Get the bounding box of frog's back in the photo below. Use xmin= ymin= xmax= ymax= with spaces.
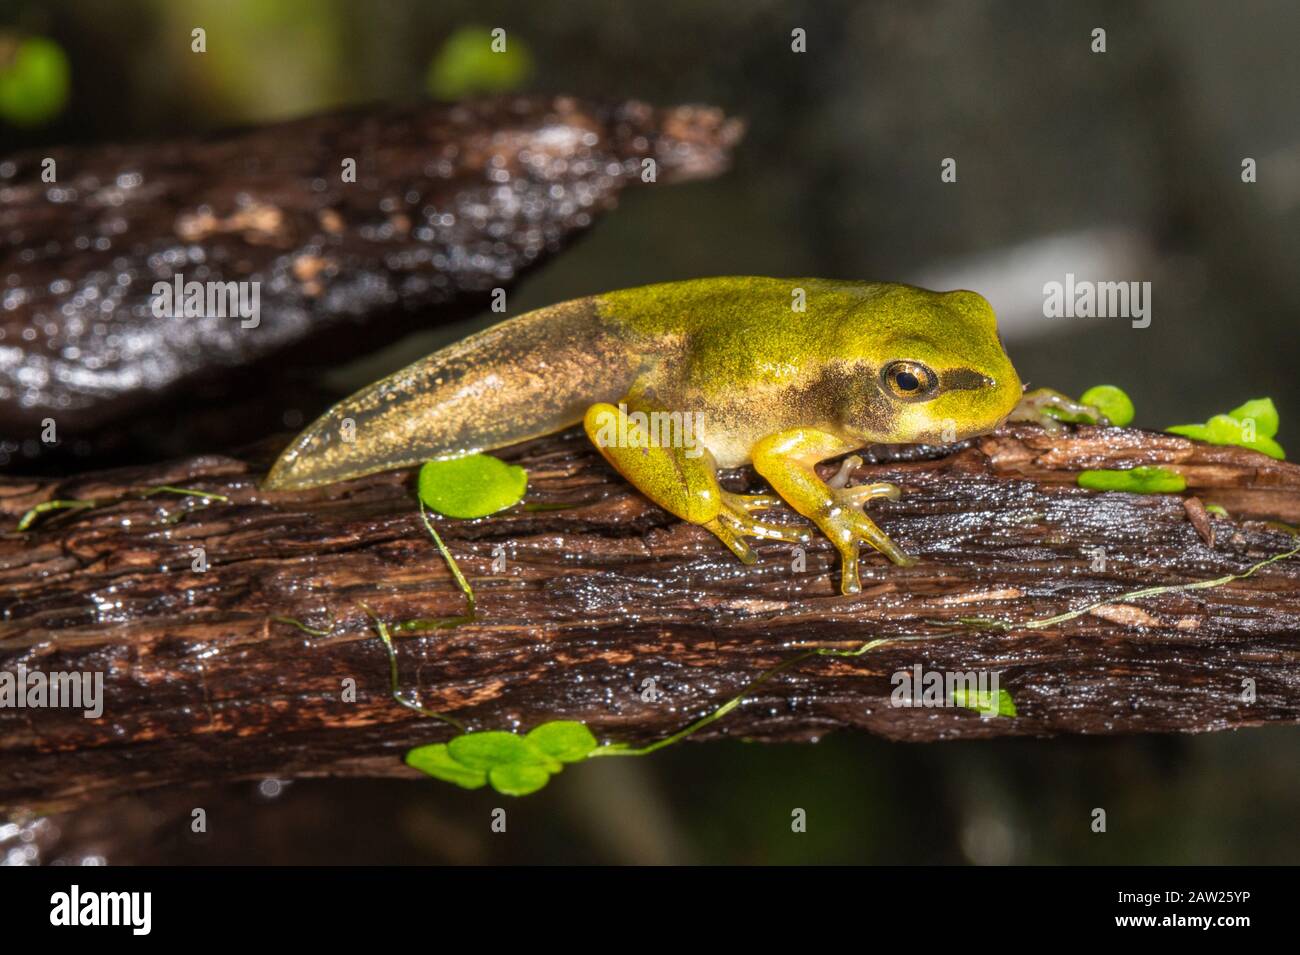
xmin=600 ymin=277 xmax=894 ymax=405
xmin=598 ymin=276 xmax=885 ymax=337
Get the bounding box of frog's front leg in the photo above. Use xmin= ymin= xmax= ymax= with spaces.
xmin=583 ymin=402 xmax=811 ymax=563
xmin=1009 ymin=387 xmax=1109 ymax=431
xmin=751 ymin=429 xmax=916 ymax=594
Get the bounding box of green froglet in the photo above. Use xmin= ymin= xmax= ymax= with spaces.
xmin=265 ymin=277 xmax=1027 ymax=593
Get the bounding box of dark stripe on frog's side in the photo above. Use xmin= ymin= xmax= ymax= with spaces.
xmin=940 ymin=368 xmax=995 ymax=392
xmin=782 ymin=360 xmax=902 ymax=445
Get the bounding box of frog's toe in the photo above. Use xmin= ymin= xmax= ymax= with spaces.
xmin=720 ymin=490 xmax=784 ymax=513
xmin=704 ymin=494 xmax=812 ymax=562
xmin=841 ymin=480 xmax=902 ymax=506
xmin=705 ymin=517 xmax=758 ymax=564
xmin=718 ymin=506 xmax=811 ymax=544
xmin=826 ymin=455 xmax=864 ymax=490
xmin=820 ymin=487 xmax=915 ymax=593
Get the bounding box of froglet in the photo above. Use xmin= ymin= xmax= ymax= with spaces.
xmin=265 ymin=277 xmax=1026 ymax=593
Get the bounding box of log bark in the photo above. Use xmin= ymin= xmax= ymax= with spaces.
xmin=0 ymin=96 xmax=742 ymax=467
xmin=2 ymin=423 xmax=1299 ymax=811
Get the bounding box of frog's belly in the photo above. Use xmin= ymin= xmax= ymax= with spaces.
xmin=696 ymin=415 xmax=793 ymax=468
xmin=682 ymin=389 xmax=847 ymax=468
xmin=697 ymin=416 xmax=871 ymax=469
xmin=705 ymin=433 xmax=754 ymax=469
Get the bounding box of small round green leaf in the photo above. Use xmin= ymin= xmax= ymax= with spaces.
xmin=405 ymin=743 xmax=487 ymax=789
xmin=525 ymin=721 xmax=598 ymax=763
xmin=1077 ymin=466 xmax=1186 ymax=494
xmin=488 ymin=763 xmax=552 ymax=797
xmin=448 ymin=731 xmax=560 ymax=771
xmin=0 ymin=37 xmax=71 ymax=127
xmin=1079 ymin=385 xmax=1134 ymax=427
xmin=418 ymin=455 xmax=527 ymax=519
xmin=427 ymin=25 xmax=533 ymax=100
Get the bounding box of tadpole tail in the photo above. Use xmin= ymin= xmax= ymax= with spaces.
xmin=263 ymin=296 xmax=644 ymax=490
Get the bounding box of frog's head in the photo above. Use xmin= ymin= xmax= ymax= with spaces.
xmin=845 ymin=286 xmax=1022 ymax=444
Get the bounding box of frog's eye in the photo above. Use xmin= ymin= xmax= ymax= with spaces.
xmin=881 ymin=360 xmax=938 ymax=401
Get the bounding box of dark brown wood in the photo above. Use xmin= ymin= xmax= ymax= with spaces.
xmin=2 ymin=423 xmax=1299 ymax=811
xmin=0 ymin=96 xmax=743 ymax=467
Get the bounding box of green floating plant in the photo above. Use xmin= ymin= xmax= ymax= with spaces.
xmin=426 ymin=25 xmax=533 ymax=100
xmin=1077 ymin=465 xmax=1186 ymax=494
xmin=951 ymin=687 xmax=1018 ymax=718
xmin=417 ymin=455 xmax=527 ymax=519
xmin=0 ymin=36 xmax=71 ymax=127
xmin=1078 ymin=385 xmax=1135 ymax=427
xmin=407 ymin=722 xmax=597 ymax=796
xmin=1166 ymin=397 xmax=1285 ymax=459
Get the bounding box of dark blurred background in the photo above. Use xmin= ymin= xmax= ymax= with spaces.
xmin=2 ymin=0 xmax=1298 ymax=864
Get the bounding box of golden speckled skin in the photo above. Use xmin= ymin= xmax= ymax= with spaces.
xmin=266 ymin=277 xmax=1022 ymax=592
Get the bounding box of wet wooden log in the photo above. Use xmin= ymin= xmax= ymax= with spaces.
xmin=1 ymin=423 xmax=1299 ymax=811
xmin=0 ymin=96 xmax=743 ymax=467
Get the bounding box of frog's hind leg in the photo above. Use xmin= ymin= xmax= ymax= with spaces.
xmin=751 ymin=428 xmax=916 ymax=595
xmin=583 ymin=402 xmax=810 ymax=564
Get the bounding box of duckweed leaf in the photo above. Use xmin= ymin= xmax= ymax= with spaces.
xmin=405 ymin=743 xmax=487 ymax=790
xmin=427 ymin=25 xmax=533 ymax=100
xmin=488 ymin=764 xmax=553 ymax=796
xmin=448 ymin=731 xmax=561 ymax=773
xmin=1077 ymin=466 xmax=1186 ymax=494
xmin=1166 ymin=397 xmax=1285 ymax=459
xmin=413 ymin=727 xmax=583 ymax=796
xmin=418 ymin=454 xmax=527 ymax=519
xmin=1079 ymin=385 xmax=1135 ymax=427
xmin=525 ymin=721 xmax=598 ymax=763
xmin=0 ymin=36 xmax=71 ymax=126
